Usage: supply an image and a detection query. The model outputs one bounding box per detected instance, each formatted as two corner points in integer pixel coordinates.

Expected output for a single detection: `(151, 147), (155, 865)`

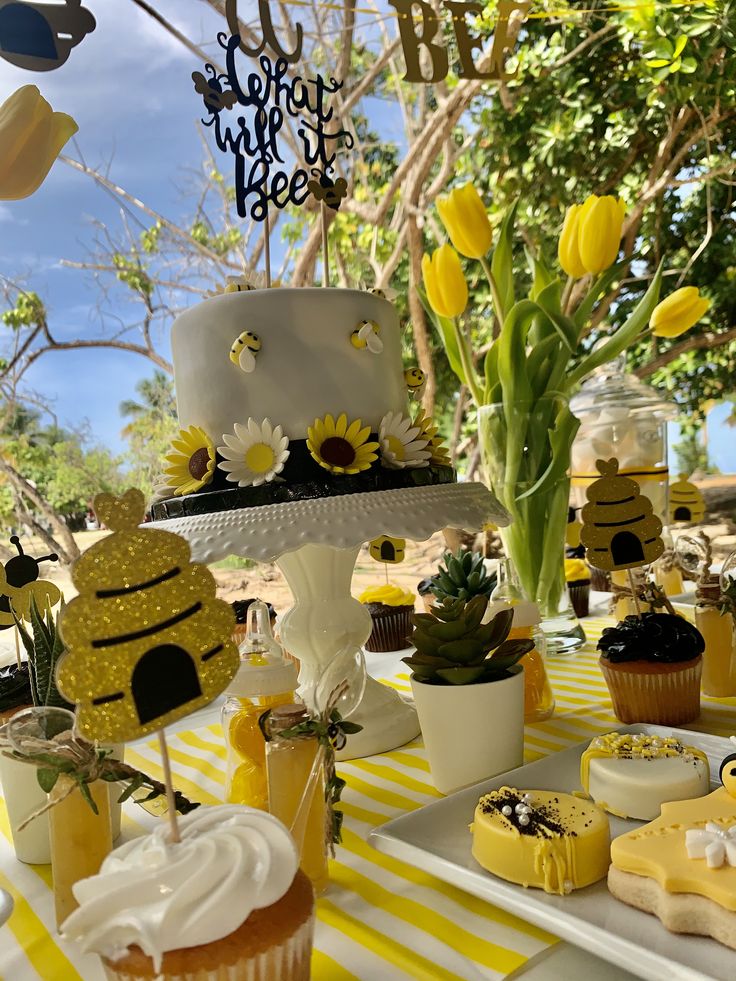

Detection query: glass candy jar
(570, 357), (676, 525)
(490, 560), (555, 722)
(222, 602), (298, 809)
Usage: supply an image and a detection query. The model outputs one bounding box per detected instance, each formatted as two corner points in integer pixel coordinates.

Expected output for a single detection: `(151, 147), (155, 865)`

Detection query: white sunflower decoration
(379, 412), (431, 469)
(218, 419), (290, 487)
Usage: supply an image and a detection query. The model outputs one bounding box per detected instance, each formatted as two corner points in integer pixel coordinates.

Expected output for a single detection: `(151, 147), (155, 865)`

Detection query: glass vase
(478, 398), (584, 655)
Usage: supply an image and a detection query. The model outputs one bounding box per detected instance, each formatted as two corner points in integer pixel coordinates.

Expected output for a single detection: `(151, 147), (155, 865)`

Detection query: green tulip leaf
(515, 403), (580, 500)
(418, 286), (466, 385)
(536, 280), (578, 352)
(491, 199), (519, 323)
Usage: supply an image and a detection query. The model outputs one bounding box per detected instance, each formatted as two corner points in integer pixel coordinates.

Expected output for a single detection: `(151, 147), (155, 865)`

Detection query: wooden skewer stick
(321, 201), (329, 288)
(158, 729), (181, 844)
(290, 743), (325, 853)
(14, 626), (21, 670)
(264, 207), (272, 289)
(627, 568), (643, 618)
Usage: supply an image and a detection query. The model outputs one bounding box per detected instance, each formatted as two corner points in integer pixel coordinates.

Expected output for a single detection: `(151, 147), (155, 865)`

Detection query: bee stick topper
(0, 536), (60, 630)
(56, 489), (239, 743)
(580, 458), (665, 572)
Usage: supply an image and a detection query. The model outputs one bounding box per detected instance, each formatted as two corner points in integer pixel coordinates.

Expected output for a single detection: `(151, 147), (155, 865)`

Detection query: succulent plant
(14, 597), (72, 710)
(402, 596), (533, 685)
(428, 549), (496, 603)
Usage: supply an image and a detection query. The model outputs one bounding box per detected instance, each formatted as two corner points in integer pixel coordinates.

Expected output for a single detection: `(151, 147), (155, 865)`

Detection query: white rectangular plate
(368, 724), (736, 981)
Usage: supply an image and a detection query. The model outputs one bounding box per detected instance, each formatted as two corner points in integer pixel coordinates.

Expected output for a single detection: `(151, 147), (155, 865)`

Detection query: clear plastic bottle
(222, 601), (298, 809)
(490, 560), (555, 722)
(266, 703), (329, 896)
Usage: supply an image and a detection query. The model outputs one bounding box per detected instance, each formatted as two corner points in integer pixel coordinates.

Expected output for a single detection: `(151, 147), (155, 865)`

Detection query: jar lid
(226, 654), (298, 697)
(569, 356), (676, 420)
(268, 702), (309, 735)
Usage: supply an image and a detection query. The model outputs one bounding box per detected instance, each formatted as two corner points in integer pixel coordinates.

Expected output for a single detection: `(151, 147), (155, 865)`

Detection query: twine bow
(0, 726), (199, 829)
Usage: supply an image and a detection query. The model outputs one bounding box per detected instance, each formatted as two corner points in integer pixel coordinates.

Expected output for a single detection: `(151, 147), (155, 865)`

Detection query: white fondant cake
(581, 732), (710, 821)
(173, 288), (406, 441)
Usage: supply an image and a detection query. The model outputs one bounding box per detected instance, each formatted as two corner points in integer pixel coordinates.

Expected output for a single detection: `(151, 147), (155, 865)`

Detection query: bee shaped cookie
(369, 536), (406, 564)
(229, 330), (261, 372)
(56, 489), (238, 742)
(580, 459), (664, 572)
(350, 320), (383, 354)
(669, 474), (706, 524)
(0, 537), (60, 629)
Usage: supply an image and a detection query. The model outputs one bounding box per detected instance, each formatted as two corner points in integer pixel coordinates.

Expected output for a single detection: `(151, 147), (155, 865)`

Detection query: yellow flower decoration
(650, 286), (710, 338)
(307, 413), (379, 475)
(436, 183), (492, 259)
(421, 244), (468, 319)
(0, 85), (78, 201)
(413, 411), (451, 466)
(164, 425), (216, 496)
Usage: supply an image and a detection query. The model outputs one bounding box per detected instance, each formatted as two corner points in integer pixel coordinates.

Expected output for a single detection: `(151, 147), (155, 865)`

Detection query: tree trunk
(0, 457), (80, 564)
(406, 214), (436, 417)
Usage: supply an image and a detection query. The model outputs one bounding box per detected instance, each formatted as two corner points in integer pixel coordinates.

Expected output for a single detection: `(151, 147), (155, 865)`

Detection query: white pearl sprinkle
(518, 813), (530, 826)
(501, 805), (512, 816)
(522, 793), (534, 804)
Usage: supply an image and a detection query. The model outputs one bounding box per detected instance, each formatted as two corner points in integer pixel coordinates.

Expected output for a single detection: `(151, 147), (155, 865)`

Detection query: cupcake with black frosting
(598, 613), (704, 725)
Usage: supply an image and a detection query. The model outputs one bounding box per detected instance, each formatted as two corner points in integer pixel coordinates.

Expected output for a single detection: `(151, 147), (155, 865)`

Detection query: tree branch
(636, 326), (736, 379)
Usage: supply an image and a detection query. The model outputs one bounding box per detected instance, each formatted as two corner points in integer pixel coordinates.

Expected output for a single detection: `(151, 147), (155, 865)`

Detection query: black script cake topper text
(193, 35), (353, 222)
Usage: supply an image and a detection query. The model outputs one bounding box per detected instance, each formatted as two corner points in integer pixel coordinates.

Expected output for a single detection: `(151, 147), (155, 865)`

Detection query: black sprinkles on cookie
(479, 789), (573, 838)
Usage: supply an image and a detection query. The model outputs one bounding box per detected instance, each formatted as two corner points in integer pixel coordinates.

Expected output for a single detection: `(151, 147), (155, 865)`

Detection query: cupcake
(231, 598), (277, 647)
(598, 613), (704, 725)
(61, 805), (314, 981)
(588, 565), (611, 592)
(359, 584), (415, 652)
(564, 557), (591, 618)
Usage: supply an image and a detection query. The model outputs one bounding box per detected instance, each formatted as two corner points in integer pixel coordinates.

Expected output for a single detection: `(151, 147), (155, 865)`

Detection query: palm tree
(119, 371), (176, 435)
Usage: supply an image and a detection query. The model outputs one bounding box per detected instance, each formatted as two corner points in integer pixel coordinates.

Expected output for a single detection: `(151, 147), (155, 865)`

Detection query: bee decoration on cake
(369, 536), (406, 564)
(307, 171), (348, 211)
(350, 320), (383, 354)
(580, 458), (664, 572)
(669, 474), (706, 525)
(56, 489), (239, 743)
(0, 536), (60, 629)
(229, 330), (261, 372)
(404, 367), (427, 399)
(720, 738), (736, 799)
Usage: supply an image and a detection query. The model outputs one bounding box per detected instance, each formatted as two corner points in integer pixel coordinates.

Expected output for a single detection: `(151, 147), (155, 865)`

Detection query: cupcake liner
(588, 567), (611, 592)
(568, 583), (590, 618)
(103, 914), (314, 981)
(365, 608), (413, 652)
(599, 656), (702, 726)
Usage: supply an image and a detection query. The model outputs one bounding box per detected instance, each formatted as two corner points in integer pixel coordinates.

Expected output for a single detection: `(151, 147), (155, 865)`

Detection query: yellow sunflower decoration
(164, 425), (216, 496)
(307, 413), (380, 475)
(413, 411), (451, 466)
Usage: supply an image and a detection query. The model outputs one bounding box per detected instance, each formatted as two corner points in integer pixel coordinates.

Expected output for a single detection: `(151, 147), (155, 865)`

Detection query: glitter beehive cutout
(669, 474), (706, 524)
(580, 458), (664, 572)
(57, 489), (239, 742)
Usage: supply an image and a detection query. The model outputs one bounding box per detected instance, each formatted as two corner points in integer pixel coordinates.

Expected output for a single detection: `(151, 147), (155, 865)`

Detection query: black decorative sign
(194, 34), (354, 222)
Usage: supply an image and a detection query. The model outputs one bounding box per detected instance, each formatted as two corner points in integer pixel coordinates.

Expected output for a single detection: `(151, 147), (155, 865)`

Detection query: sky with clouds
(1, 1), (732, 472)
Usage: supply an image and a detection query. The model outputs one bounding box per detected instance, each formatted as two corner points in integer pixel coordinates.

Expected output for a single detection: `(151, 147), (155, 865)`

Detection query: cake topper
(0, 0), (95, 71)
(369, 536), (406, 565)
(669, 473), (706, 524)
(580, 459), (664, 573)
(56, 489), (239, 743)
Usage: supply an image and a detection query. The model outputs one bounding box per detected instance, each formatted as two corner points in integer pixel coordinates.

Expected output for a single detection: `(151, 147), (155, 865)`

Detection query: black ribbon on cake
(151, 437), (455, 521)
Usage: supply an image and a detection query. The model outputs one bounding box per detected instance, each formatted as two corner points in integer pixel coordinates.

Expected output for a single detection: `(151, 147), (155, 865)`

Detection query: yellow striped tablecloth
(3, 616), (736, 981)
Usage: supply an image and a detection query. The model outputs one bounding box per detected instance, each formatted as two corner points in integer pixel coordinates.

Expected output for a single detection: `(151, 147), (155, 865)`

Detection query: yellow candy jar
(222, 602), (298, 809)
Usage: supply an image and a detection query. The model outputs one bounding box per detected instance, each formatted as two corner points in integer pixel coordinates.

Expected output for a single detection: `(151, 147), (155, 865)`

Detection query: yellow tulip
(0, 85), (77, 201)
(577, 194), (626, 275)
(558, 204), (586, 278)
(650, 286), (710, 338)
(436, 183), (492, 259)
(422, 244), (468, 319)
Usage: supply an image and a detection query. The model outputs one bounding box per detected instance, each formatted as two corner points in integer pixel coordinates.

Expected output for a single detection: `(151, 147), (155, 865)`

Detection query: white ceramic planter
(411, 666), (524, 795)
(0, 753), (51, 864)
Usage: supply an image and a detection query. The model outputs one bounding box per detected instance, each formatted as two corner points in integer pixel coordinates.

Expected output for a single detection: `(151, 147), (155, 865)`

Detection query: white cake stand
(154, 482), (508, 759)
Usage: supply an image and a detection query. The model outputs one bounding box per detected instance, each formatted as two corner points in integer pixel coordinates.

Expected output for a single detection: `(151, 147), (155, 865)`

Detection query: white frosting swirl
(61, 805), (298, 970)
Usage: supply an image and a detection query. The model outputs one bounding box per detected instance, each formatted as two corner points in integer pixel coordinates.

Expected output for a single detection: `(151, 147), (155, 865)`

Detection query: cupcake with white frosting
(61, 805), (314, 981)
